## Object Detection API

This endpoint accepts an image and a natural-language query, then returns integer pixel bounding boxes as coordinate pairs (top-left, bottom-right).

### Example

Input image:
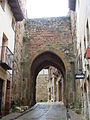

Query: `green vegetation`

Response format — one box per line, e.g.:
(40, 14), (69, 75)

(75, 101), (82, 114)
(23, 35), (28, 42)
(16, 98), (24, 106)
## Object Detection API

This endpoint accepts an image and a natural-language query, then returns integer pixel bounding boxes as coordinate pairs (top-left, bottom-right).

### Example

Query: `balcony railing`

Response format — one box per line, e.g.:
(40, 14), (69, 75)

(0, 46), (13, 70)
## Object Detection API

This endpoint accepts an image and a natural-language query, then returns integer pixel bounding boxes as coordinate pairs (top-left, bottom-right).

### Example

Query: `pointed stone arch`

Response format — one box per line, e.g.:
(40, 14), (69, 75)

(26, 50), (73, 107)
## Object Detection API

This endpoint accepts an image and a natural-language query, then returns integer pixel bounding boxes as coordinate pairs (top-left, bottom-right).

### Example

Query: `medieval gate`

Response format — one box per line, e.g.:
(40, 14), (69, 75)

(21, 17), (74, 106)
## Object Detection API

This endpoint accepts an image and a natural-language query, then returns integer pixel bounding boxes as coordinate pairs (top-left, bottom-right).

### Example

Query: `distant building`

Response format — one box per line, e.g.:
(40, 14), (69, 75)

(48, 66), (64, 103)
(0, 0), (24, 116)
(36, 69), (48, 102)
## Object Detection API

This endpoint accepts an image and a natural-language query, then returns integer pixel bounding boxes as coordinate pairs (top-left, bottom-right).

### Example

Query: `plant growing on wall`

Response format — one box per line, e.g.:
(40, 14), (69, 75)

(23, 34), (32, 45)
(23, 35), (28, 42)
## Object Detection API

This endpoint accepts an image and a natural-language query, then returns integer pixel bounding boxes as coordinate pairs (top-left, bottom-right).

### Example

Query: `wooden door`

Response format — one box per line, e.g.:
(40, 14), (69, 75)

(5, 80), (10, 115)
(0, 80), (3, 115)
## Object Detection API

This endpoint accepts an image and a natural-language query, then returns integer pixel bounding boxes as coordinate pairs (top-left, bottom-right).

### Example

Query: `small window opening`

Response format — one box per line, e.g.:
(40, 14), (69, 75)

(0, 0), (5, 11)
(12, 18), (16, 31)
(86, 20), (90, 45)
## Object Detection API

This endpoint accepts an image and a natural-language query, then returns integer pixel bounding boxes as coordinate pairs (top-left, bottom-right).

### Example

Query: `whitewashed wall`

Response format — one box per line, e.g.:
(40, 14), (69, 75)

(76, 0), (90, 119)
(76, 0), (90, 71)
(0, 0), (15, 53)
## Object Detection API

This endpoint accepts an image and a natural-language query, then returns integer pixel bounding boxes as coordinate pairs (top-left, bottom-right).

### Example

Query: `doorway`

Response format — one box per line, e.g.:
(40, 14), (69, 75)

(0, 79), (3, 115)
(5, 80), (10, 115)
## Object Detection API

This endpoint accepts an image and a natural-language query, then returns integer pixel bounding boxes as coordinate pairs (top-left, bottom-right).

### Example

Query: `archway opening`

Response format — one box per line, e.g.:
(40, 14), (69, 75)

(36, 69), (48, 102)
(29, 51), (66, 106)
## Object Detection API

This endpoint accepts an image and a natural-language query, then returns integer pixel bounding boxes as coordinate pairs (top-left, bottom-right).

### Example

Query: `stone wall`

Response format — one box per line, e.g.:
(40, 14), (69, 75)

(48, 66), (65, 103)
(36, 75), (48, 102)
(70, 0), (90, 119)
(12, 0), (27, 104)
(24, 17), (73, 56)
(12, 20), (25, 103)
(70, 11), (77, 106)
(21, 17), (75, 106)
(23, 17), (74, 78)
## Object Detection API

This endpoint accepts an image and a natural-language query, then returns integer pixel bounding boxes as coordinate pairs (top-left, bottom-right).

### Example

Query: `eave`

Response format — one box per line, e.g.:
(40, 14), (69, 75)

(8, 0), (24, 21)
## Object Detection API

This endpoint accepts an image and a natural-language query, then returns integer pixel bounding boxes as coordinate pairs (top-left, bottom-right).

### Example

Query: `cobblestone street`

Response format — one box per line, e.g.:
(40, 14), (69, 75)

(1, 102), (85, 120)
(15, 102), (66, 120)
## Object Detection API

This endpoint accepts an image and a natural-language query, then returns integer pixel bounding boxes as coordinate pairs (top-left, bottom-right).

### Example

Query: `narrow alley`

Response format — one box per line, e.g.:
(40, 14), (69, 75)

(0, 0), (90, 120)
(1, 102), (84, 120)
(15, 103), (67, 120)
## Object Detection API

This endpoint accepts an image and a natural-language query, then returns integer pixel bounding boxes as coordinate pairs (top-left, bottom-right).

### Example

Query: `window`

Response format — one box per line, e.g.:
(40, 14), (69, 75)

(2, 33), (8, 47)
(84, 81), (87, 93)
(1, 33), (8, 61)
(78, 43), (82, 71)
(86, 20), (89, 45)
(49, 88), (51, 93)
(12, 18), (15, 31)
(84, 37), (86, 52)
(0, 0), (5, 11)
(52, 86), (53, 95)
(7, 80), (10, 89)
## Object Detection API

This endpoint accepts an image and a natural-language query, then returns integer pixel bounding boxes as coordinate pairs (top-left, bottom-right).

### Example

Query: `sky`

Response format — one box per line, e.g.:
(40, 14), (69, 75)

(26, 0), (69, 19)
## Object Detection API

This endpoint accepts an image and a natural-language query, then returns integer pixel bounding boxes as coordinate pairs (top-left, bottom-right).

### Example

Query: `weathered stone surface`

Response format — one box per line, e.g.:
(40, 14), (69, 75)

(19, 17), (75, 106)
(24, 17), (73, 57)
(13, 20), (25, 103)
(13, 16), (76, 107)
(36, 75), (48, 102)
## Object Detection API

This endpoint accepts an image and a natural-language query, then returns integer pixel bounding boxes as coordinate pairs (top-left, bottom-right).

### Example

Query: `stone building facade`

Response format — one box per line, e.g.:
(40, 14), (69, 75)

(70, 0), (90, 119)
(0, 0), (24, 116)
(12, 0), (26, 105)
(48, 66), (64, 103)
(18, 17), (75, 107)
(36, 69), (48, 102)
(12, 20), (25, 103)
(75, 0), (90, 119)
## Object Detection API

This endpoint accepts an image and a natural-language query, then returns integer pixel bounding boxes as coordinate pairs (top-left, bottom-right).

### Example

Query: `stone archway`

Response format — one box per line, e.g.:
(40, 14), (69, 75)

(13, 17), (75, 108)
(27, 51), (73, 107)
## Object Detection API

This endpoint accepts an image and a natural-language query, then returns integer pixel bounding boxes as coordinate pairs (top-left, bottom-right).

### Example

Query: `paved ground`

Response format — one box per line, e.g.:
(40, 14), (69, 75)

(1, 102), (85, 120)
(15, 102), (67, 120)
(68, 109), (85, 120)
